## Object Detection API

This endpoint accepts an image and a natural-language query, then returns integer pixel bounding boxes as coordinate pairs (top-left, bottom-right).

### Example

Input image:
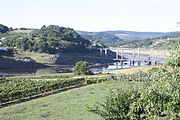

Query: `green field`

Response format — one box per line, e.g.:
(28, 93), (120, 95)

(9, 30), (33, 33)
(0, 81), (143, 120)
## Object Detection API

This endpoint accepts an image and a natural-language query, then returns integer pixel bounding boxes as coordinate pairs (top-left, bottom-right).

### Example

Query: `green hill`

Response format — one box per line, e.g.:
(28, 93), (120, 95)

(0, 25), (92, 54)
(119, 32), (180, 49)
(79, 30), (179, 48)
(78, 31), (122, 47)
(105, 30), (168, 40)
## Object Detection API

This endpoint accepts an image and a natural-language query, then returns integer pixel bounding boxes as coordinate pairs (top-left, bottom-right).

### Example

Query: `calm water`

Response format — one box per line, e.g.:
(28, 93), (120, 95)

(0, 54), (164, 76)
(91, 53), (164, 72)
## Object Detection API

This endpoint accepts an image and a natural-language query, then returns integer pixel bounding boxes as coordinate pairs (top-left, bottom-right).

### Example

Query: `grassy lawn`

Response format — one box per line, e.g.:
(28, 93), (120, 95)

(0, 81), (143, 120)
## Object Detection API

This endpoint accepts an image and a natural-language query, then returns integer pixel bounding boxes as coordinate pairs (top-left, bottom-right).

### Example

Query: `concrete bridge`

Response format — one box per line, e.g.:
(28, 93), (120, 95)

(98, 47), (169, 65)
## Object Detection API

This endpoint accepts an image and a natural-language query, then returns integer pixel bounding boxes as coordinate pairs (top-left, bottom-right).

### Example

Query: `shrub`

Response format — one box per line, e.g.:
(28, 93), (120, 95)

(89, 89), (140, 120)
(85, 77), (108, 84)
(89, 70), (180, 120)
(166, 43), (180, 68)
(73, 61), (93, 75)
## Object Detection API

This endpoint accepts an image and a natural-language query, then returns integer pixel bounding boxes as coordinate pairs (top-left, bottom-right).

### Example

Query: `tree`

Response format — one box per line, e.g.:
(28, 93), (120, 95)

(89, 70), (180, 120)
(0, 24), (9, 33)
(73, 61), (93, 75)
(166, 42), (180, 68)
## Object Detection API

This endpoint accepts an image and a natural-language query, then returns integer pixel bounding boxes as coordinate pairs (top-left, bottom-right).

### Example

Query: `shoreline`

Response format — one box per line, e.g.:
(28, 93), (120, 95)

(0, 65), (161, 78)
(107, 65), (161, 74)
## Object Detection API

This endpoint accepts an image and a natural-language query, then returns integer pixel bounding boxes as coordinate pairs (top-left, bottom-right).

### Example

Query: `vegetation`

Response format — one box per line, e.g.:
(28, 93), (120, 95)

(80, 31), (122, 47)
(79, 30), (171, 47)
(0, 25), (92, 54)
(73, 61), (93, 75)
(0, 24), (179, 120)
(166, 43), (180, 67)
(0, 81), (143, 120)
(0, 24), (9, 33)
(20, 51), (55, 64)
(0, 74), (111, 104)
(120, 33), (180, 49)
(0, 77), (84, 103)
(89, 69), (180, 120)
(88, 45), (180, 120)
(80, 30), (180, 48)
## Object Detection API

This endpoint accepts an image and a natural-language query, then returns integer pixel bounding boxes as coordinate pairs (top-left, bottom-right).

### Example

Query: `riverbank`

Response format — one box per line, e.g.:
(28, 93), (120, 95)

(108, 65), (161, 74)
(54, 49), (116, 65)
(0, 57), (47, 70)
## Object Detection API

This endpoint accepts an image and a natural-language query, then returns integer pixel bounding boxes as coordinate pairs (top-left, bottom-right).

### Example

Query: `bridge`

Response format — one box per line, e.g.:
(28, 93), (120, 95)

(98, 47), (169, 65)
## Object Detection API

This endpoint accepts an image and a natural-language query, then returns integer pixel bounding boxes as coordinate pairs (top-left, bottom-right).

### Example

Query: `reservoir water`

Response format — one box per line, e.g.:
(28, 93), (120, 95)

(0, 54), (164, 76)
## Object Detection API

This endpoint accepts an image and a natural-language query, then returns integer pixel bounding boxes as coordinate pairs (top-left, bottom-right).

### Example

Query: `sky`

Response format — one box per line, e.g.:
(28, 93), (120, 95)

(0, 0), (180, 32)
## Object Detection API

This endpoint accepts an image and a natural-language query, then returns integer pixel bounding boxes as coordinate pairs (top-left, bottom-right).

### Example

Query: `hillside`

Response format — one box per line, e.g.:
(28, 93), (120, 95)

(145, 32), (180, 49)
(0, 25), (92, 54)
(118, 32), (180, 48)
(78, 30), (174, 47)
(104, 30), (169, 40)
(79, 30), (179, 48)
(0, 25), (117, 68)
(78, 31), (122, 47)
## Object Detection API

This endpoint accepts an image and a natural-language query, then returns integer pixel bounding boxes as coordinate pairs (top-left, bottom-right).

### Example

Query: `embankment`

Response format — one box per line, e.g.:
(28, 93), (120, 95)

(54, 49), (116, 65)
(0, 57), (47, 70)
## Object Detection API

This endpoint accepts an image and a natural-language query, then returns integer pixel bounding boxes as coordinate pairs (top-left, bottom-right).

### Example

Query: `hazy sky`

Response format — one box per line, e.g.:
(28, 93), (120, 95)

(1, 0), (180, 32)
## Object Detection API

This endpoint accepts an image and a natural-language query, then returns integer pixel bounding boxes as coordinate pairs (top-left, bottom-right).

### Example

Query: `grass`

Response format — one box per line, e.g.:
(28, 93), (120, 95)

(9, 30), (33, 33)
(1, 50), (55, 64)
(0, 81), (143, 120)
(20, 51), (55, 64)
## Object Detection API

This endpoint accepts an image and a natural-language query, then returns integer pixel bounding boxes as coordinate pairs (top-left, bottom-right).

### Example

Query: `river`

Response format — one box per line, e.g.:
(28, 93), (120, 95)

(0, 54), (164, 76)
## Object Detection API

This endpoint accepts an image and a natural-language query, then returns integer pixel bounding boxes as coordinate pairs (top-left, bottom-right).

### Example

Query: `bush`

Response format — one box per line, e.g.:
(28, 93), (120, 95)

(85, 77), (108, 84)
(0, 24), (9, 33)
(89, 89), (140, 120)
(166, 43), (180, 68)
(73, 61), (93, 75)
(89, 70), (180, 120)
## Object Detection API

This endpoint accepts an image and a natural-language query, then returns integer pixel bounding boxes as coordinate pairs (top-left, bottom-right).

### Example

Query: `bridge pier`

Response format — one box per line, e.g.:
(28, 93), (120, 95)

(104, 49), (108, 55)
(120, 49), (123, 65)
(100, 49), (103, 55)
(100, 48), (108, 58)
(116, 51), (119, 59)
(116, 62), (118, 69)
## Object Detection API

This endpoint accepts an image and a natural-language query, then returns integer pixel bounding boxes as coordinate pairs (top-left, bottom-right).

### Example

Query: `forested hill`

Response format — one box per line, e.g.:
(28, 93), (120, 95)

(78, 30), (173, 47)
(111, 32), (180, 49)
(142, 32), (180, 49)
(79, 30), (179, 48)
(78, 31), (123, 47)
(0, 25), (92, 53)
(104, 30), (169, 40)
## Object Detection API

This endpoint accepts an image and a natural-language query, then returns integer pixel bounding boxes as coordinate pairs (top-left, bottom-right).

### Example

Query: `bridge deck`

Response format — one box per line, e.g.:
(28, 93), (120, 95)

(113, 59), (164, 62)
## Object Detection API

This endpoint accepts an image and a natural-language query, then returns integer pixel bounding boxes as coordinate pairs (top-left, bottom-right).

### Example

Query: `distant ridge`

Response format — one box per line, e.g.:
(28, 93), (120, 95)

(78, 30), (180, 48)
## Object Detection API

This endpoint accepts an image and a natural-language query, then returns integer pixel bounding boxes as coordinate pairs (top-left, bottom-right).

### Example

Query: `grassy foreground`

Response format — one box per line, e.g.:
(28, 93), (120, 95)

(0, 81), (143, 120)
